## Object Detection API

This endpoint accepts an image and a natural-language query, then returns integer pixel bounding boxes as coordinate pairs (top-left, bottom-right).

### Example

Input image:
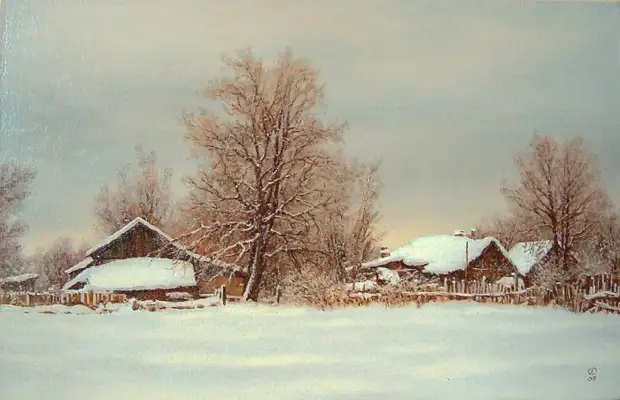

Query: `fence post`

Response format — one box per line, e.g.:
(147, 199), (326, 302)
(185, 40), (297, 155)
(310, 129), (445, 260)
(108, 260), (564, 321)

(220, 284), (227, 306)
(276, 285), (282, 305)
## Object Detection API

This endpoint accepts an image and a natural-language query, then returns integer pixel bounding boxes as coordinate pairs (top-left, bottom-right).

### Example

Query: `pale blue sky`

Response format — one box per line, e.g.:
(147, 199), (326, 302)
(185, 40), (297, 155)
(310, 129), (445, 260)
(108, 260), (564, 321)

(2, 0), (620, 254)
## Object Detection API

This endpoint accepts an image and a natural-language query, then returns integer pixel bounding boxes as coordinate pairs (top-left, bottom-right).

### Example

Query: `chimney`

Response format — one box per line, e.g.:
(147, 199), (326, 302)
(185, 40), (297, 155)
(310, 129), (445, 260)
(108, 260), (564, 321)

(380, 246), (390, 258)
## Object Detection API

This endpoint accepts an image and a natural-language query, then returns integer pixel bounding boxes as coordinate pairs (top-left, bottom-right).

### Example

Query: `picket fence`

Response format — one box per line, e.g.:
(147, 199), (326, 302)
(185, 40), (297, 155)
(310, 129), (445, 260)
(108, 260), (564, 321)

(0, 291), (126, 308)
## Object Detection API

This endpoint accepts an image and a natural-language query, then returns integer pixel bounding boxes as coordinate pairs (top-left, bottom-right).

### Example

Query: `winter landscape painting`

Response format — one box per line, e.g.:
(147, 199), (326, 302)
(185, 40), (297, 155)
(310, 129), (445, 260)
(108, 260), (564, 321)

(1, 1), (620, 399)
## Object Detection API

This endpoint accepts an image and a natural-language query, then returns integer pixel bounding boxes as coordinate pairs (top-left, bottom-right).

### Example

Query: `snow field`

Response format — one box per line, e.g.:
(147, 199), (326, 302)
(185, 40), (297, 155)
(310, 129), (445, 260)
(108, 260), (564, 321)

(1, 302), (619, 400)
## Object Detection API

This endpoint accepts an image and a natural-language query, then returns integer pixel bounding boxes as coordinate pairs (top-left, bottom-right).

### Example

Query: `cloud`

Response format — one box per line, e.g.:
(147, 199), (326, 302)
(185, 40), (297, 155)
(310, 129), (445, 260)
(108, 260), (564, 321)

(2, 0), (620, 252)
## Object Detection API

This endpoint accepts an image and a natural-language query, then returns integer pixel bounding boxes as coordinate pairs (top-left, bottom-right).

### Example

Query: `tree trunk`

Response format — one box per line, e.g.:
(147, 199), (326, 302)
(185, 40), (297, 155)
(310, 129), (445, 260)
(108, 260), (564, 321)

(242, 229), (270, 301)
(243, 254), (268, 301)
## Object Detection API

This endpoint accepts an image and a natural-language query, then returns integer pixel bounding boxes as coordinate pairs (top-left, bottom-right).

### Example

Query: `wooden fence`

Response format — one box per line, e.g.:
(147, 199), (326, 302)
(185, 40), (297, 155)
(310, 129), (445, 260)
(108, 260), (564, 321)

(0, 291), (127, 308)
(344, 273), (620, 314)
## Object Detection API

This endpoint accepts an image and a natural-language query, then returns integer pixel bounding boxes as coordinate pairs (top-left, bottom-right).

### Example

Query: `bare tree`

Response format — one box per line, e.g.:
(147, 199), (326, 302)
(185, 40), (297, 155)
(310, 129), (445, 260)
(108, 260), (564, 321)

(579, 211), (620, 277)
(182, 48), (348, 301)
(502, 135), (611, 273)
(318, 160), (383, 283)
(475, 209), (541, 250)
(0, 162), (36, 278)
(31, 238), (87, 291)
(94, 144), (173, 234)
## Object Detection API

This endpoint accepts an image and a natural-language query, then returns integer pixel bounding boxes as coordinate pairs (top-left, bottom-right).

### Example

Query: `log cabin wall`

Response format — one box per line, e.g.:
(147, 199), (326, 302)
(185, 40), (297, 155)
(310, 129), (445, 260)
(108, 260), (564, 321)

(93, 225), (172, 262)
(466, 243), (516, 282)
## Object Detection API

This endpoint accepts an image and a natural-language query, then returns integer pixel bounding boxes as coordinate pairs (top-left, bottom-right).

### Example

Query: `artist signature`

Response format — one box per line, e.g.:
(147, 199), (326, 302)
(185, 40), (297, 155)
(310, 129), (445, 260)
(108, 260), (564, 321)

(587, 367), (598, 382)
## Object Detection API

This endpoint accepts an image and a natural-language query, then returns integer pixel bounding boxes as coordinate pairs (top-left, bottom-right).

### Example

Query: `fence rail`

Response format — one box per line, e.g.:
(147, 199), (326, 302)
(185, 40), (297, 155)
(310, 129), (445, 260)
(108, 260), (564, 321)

(0, 291), (126, 308)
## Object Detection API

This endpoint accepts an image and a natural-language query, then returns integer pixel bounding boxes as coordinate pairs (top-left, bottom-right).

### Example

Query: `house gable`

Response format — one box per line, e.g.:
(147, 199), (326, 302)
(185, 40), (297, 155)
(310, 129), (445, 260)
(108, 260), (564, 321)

(467, 241), (518, 281)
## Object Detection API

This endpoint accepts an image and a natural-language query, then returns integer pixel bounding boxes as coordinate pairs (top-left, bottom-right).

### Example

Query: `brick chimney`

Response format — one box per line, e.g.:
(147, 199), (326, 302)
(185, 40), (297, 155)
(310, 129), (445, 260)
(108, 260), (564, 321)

(380, 246), (390, 258)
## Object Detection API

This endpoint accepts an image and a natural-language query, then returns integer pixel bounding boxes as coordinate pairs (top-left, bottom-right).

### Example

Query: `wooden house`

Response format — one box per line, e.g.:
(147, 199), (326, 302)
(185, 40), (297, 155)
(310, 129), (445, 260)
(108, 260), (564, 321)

(63, 217), (246, 299)
(0, 273), (39, 292)
(65, 217), (200, 280)
(359, 233), (518, 285)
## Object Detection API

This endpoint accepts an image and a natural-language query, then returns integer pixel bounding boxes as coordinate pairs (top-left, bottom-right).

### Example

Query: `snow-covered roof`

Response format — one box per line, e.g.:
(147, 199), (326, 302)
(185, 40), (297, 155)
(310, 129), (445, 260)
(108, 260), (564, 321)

(62, 257), (197, 292)
(0, 273), (39, 284)
(361, 234), (513, 275)
(65, 256), (94, 274)
(507, 241), (553, 275)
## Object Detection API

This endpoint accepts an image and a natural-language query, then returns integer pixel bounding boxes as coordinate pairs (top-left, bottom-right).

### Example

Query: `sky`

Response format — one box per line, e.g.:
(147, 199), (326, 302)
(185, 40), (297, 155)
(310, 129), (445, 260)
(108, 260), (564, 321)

(1, 0), (620, 255)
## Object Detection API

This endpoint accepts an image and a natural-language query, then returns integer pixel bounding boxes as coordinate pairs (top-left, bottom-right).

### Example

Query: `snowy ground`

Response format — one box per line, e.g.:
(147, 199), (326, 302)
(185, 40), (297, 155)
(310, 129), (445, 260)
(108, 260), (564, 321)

(1, 302), (619, 400)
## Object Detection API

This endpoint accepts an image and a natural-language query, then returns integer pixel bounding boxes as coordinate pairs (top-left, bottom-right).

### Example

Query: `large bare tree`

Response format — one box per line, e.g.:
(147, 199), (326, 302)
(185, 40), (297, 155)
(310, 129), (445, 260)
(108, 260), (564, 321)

(181, 48), (350, 301)
(501, 135), (611, 273)
(94, 144), (173, 234)
(0, 162), (36, 278)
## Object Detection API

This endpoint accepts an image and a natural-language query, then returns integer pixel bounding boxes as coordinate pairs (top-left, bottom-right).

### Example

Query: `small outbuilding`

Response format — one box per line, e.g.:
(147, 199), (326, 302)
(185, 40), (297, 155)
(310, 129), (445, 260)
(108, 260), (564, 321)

(507, 240), (579, 286)
(0, 273), (39, 292)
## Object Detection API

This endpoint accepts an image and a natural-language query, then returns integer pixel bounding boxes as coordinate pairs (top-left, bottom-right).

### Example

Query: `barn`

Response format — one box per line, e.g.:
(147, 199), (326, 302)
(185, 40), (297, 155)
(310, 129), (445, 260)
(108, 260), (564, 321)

(63, 217), (245, 299)
(359, 232), (518, 285)
(0, 273), (39, 293)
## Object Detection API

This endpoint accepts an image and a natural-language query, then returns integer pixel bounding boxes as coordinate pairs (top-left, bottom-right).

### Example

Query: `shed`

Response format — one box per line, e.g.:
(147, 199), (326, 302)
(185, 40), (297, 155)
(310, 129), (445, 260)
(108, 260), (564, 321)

(508, 240), (579, 285)
(0, 273), (39, 292)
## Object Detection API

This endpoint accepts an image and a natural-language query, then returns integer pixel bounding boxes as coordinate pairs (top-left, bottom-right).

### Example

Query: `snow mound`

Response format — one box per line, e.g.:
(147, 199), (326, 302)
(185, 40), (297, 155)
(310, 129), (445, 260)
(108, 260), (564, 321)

(349, 280), (380, 293)
(166, 292), (194, 301)
(377, 267), (400, 284)
(495, 276), (525, 290)
(62, 257), (197, 292)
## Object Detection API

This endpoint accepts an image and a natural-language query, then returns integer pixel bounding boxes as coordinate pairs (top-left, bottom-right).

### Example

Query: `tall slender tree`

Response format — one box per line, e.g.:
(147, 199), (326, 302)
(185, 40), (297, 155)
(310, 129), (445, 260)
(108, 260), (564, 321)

(94, 144), (173, 234)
